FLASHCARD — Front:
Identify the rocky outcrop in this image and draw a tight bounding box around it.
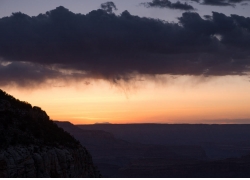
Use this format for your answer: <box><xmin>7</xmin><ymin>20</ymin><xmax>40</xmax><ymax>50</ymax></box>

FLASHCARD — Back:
<box><xmin>0</xmin><ymin>89</ymin><xmax>101</xmax><ymax>178</ymax></box>
<box><xmin>0</xmin><ymin>145</ymin><xmax>100</xmax><ymax>178</ymax></box>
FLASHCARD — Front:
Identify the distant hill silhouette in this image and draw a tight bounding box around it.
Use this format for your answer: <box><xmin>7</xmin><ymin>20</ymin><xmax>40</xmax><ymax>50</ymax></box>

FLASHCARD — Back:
<box><xmin>94</xmin><ymin>122</ymin><xmax>111</xmax><ymax>124</ymax></box>
<box><xmin>74</xmin><ymin>123</ymin><xmax>250</xmax><ymax>177</ymax></box>
<box><xmin>78</xmin><ymin>123</ymin><xmax>250</xmax><ymax>159</ymax></box>
<box><xmin>56</xmin><ymin>121</ymin><xmax>210</xmax><ymax>177</ymax></box>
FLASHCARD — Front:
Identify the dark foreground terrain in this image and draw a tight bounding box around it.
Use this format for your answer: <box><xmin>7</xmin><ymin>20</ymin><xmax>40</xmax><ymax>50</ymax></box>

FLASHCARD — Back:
<box><xmin>0</xmin><ymin>89</ymin><xmax>101</xmax><ymax>178</ymax></box>
<box><xmin>55</xmin><ymin>122</ymin><xmax>250</xmax><ymax>177</ymax></box>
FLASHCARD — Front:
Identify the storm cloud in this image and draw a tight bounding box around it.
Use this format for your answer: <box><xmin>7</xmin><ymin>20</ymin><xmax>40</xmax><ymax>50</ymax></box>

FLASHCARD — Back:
<box><xmin>0</xmin><ymin>6</ymin><xmax>250</xmax><ymax>86</ymax></box>
<box><xmin>141</xmin><ymin>0</ymin><xmax>195</xmax><ymax>10</ymax></box>
<box><xmin>189</xmin><ymin>0</ymin><xmax>250</xmax><ymax>6</ymax></box>
<box><xmin>100</xmin><ymin>1</ymin><xmax>118</xmax><ymax>14</ymax></box>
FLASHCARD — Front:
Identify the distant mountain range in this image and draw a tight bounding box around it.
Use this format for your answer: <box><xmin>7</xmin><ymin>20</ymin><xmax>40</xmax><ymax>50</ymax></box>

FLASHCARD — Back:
<box><xmin>55</xmin><ymin>121</ymin><xmax>208</xmax><ymax>177</ymax></box>
<box><xmin>79</xmin><ymin>123</ymin><xmax>250</xmax><ymax>159</ymax></box>
<box><xmin>56</xmin><ymin>122</ymin><xmax>250</xmax><ymax>177</ymax></box>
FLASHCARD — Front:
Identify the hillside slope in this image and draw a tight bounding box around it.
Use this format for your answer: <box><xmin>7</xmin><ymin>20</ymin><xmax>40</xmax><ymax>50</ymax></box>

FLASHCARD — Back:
<box><xmin>0</xmin><ymin>89</ymin><xmax>101</xmax><ymax>178</ymax></box>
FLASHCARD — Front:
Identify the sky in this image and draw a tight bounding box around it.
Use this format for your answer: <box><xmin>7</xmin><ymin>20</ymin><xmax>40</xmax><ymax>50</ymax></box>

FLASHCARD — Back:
<box><xmin>0</xmin><ymin>0</ymin><xmax>250</xmax><ymax>124</ymax></box>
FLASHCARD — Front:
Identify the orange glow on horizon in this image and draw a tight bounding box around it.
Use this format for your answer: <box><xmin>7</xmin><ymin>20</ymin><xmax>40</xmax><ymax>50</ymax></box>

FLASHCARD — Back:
<box><xmin>1</xmin><ymin>75</ymin><xmax>250</xmax><ymax>124</ymax></box>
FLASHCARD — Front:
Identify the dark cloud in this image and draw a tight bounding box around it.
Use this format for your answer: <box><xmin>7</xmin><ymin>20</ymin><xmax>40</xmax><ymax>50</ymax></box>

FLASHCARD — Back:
<box><xmin>229</xmin><ymin>0</ymin><xmax>249</xmax><ymax>3</ymax></box>
<box><xmin>202</xmin><ymin>0</ymin><xmax>232</xmax><ymax>6</ymax></box>
<box><xmin>179</xmin><ymin>0</ymin><xmax>250</xmax><ymax>6</ymax></box>
<box><xmin>141</xmin><ymin>0</ymin><xmax>195</xmax><ymax>10</ymax></box>
<box><xmin>0</xmin><ymin>61</ymin><xmax>58</xmax><ymax>87</ymax></box>
<box><xmin>190</xmin><ymin>0</ymin><xmax>200</xmax><ymax>2</ymax></box>
<box><xmin>100</xmin><ymin>1</ymin><xmax>117</xmax><ymax>14</ymax></box>
<box><xmin>199</xmin><ymin>0</ymin><xmax>250</xmax><ymax>6</ymax></box>
<box><xmin>241</xmin><ymin>2</ymin><xmax>249</xmax><ymax>5</ymax></box>
<box><xmin>0</xmin><ymin>61</ymin><xmax>90</xmax><ymax>87</ymax></box>
<box><xmin>0</xmin><ymin>6</ymin><xmax>250</xmax><ymax>86</ymax></box>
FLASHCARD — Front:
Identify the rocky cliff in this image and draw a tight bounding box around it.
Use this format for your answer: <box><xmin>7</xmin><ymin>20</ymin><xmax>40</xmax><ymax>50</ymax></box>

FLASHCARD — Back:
<box><xmin>0</xmin><ymin>145</ymin><xmax>99</xmax><ymax>178</ymax></box>
<box><xmin>0</xmin><ymin>89</ymin><xmax>101</xmax><ymax>178</ymax></box>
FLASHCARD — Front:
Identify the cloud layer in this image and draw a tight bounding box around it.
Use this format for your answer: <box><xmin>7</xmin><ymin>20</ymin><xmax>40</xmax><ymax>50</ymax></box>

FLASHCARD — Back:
<box><xmin>0</xmin><ymin>6</ymin><xmax>250</xmax><ymax>86</ymax></box>
<box><xmin>100</xmin><ymin>1</ymin><xmax>118</xmax><ymax>13</ymax></box>
<box><xmin>202</xmin><ymin>0</ymin><xmax>250</xmax><ymax>6</ymax></box>
<box><xmin>141</xmin><ymin>0</ymin><xmax>250</xmax><ymax>9</ymax></box>
<box><xmin>141</xmin><ymin>0</ymin><xmax>195</xmax><ymax>10</ymax></box>
<box><xmin>188</xmin><ymin>0</ymin><xmax>250</xmax><ymax>6</ymax></box>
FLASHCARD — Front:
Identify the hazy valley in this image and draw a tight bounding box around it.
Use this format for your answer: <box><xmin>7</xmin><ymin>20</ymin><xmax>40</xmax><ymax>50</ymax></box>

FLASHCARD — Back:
<box><xmin>56</xmin><ymin>122</ymin><xmax>250</xmax><ymax>177</ymax></box>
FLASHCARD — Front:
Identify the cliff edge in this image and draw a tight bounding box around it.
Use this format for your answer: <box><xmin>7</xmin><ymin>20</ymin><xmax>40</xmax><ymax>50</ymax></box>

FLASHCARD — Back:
<box><xmin>0</xmin><ymin>89</ymin><xmax>101</xmax><ymax>178</ymax></box>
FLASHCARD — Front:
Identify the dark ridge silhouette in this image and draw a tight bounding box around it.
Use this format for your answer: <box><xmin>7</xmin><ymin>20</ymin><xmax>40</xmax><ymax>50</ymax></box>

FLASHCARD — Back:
<box><xmin>0</xmin><ymin>89</ymin><xmax>79</xmax><ymax>148</ymax></box>
<box><xmin>0</xmin><ymin>89</ymin><xmax>101</xmax><ymax>178</ymax></box>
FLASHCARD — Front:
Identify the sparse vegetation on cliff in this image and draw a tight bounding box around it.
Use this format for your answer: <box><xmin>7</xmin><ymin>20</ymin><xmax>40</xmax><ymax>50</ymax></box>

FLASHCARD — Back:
<box><xmin>0</xmin><ymin>89</ymin><xmax>101</xmax><ymax>178</ymax></box>
<box><xmin>0</xmin><ymin>89</ymin><xmax>80</xmax><ymax>148</ymax></box>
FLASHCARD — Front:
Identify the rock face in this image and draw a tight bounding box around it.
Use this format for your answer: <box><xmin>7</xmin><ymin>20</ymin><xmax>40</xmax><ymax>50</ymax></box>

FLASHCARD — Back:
<box><xmin>0</xmin><ymin>146</ymin><xmax>99</xmax><ymax>178</ymax></box>
<box><xmin>0</xmin><ymin>89</ymin><xmax>101</xmax><ymax>178</ymax></box>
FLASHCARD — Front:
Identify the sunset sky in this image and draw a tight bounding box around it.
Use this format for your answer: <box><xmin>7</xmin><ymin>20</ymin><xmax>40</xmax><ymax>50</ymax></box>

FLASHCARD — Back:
<box><xmin>1</xmin><ymin>0</ymin><xmax>250</xmax><ymax>124</ymax></box>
